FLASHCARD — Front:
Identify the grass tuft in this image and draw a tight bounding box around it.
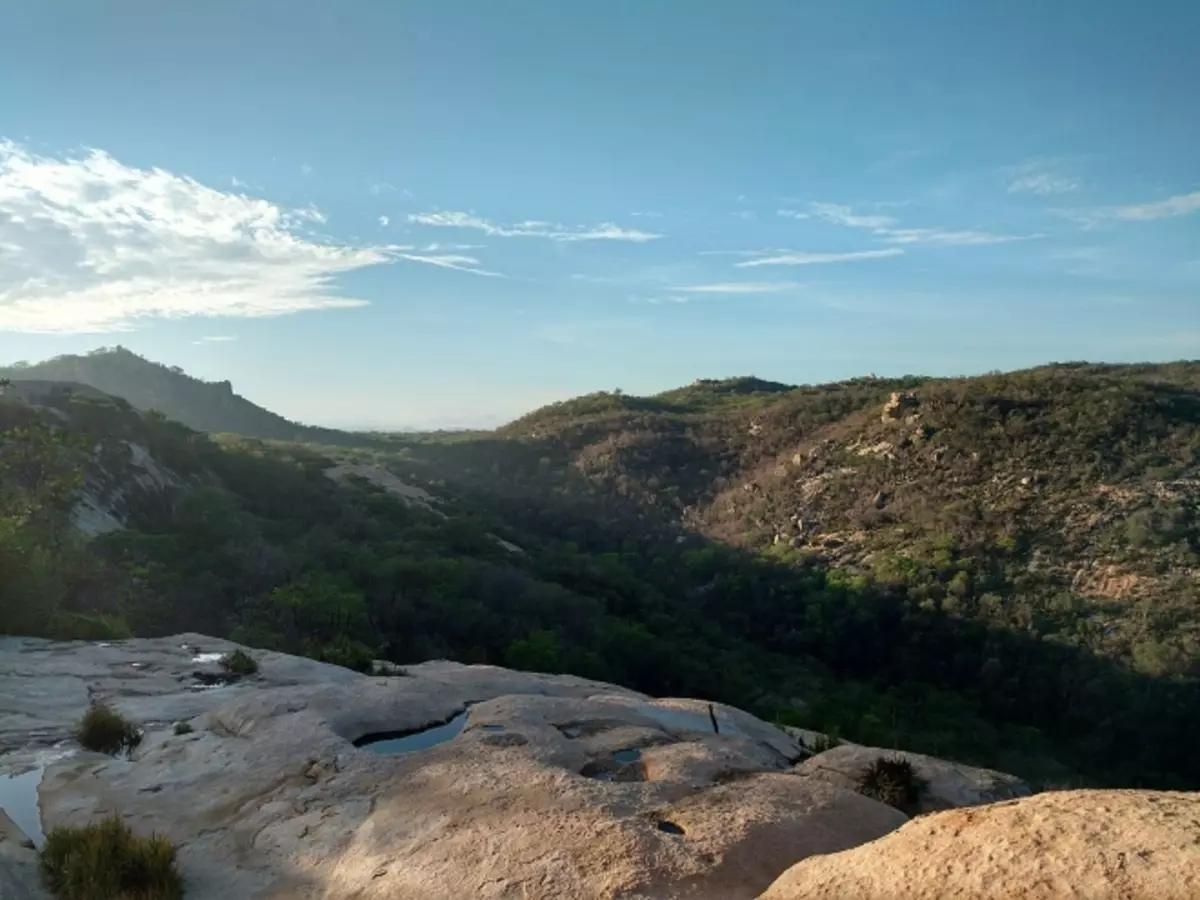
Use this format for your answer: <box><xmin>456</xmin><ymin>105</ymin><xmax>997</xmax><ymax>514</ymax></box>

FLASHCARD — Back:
<box><xmin>172</xmin><ymin>722</ymin><xmax>193</xmax><ymax>736</ymax></box>
<box><xmin>218</xmin><ymin>648</ymin><xmax>259</xmax><ymax>676</ymax></box>
<box><xmin>856</xmin><ymin>755</ymin><xmax>928</xmax><ymax>814</ymax></box>
<box><xmin>39</xmin><ymin>815</ymin><xmax>182</xmax><ymax>900</ymax></box>
<box><xmin>77</xmin><ymin>702</ymin><xmax>141</xmax><ymax>756</ymax></box>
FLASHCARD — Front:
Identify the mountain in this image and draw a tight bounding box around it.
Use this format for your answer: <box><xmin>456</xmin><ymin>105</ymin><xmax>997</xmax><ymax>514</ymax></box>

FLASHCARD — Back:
<box><xmin>2</xmin><ymin>357</ymin><xmax>1199</xmax><ymax>791</ymax></box>
<box><xmin>0</xmin><ymin>346</ymin><xmax>358</xmax><ymax>442</ymax></box>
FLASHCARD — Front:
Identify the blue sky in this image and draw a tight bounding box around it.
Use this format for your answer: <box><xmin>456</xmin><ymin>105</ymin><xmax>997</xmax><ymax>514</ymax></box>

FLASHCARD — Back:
<box><xmin>0</xmin><ymin>1</ymin><xmax>1197</xmax><ymax>429</ymax></box>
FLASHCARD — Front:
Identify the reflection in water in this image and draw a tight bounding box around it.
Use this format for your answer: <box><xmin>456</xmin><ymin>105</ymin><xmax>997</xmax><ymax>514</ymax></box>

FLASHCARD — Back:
<box><xmin>355</xmin><ymin>711</ymin><xmax>469</xmax><ymax>755</ymax></box>
<box><xmin>0</xmin><ymin>750</ymin><xmax>72</xmax><ymax>849</ymax></box>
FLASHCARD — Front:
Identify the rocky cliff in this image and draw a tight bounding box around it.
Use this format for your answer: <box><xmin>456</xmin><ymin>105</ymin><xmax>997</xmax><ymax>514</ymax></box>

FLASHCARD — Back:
<box><xmin>1</xmin><ymin>637</ymin><xmax>1195</xmax><ymax>899</ymax></box>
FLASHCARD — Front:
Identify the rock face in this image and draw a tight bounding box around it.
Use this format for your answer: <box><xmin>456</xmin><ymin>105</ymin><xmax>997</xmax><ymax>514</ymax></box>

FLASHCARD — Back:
<box><xmin>795</xmin><ymin>744</ymin><xmax>1032</xmax><ymax>813</ymax></box>
<box><xmin>1</xmin><ymin>635</ymin><xmax>906</xmax><ymax>900</ymax></box>
<box><xmin>757</xmin><ymin>789</ymin><xmax>1200</xmax><ymax>900</ymax></box>
<box><xmin>881</xmin><ymin>391</ymin><xmax>919</xmax><ymax>424</ymax></box>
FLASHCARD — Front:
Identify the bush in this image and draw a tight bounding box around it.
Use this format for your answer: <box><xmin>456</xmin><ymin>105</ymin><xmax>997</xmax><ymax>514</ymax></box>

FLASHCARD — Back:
<box><xmin>172</xmin><ymin>721</ymin><xmax>193</xmax><ymax>736</ymax></box>
<box><xmin>219</xmin><ymin>648</ymin><xmax>258</xmax><ymax>676</ymax></box>
<box><xmin>40</xmin><ymin>815</ymin><xmax>182</xmax><ymax>900</ymax></box>
<box><xmin>77</xmin><ymin>702</ymin><xmax>141</xmax><ymax>756</ymax></box>
<box><xmin>856</xmin><ymin>755</ymin><xmax>927</xmax><ymax>814</ymax></box>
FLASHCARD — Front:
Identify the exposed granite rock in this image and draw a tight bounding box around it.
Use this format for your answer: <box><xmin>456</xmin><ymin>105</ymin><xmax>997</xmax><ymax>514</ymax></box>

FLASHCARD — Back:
<box><xmin>0</xmin><ymin>808</ymin><xmax>50</xmax><ymax>900</ymax></box>
<box><xmin>794</xmin><ymin>743</ymin><xmax>1032</xmax><ymax>813</ymax></box>
<box><xmin>757</xmin><ymin>789</ymin><xmax>1200</xmax><ymax>900</ymax></box>
<box><xmin>1</xmin><ymin>635</ymin><xmax>906</xmax><ymax>900</ymax></box>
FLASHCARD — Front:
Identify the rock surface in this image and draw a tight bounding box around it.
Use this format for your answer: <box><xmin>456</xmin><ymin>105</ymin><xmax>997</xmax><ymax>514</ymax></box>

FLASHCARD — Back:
<box><xmin>757</xmin><ymin>789</ymin><xmax>1200</xmax><ymax>900</ymax></box>
<box><xmin>1</xmin><ymin>635</ymin><xmax>906</xmax><ymax>900</ymax></box>
<box><xmin>795</xmin><ymin>743</ymin><xmax>1031</xmax><ymax>813</ymax></box>
<box><xmin>0</xmin><ymin>809</ymin><xmax>50</xmax><ymax>900</ymax></box>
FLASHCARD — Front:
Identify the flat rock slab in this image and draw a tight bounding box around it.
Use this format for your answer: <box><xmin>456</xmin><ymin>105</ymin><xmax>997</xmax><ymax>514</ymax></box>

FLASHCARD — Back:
<box><xmin>758</xmin><ymin>789</ymin><xmax>1200</xmax><ymax>900</ymax></box>
<box><xmin>3</xmin><ymin>635</ymin><xmax>908</xmax><ymax>900</ymax></box>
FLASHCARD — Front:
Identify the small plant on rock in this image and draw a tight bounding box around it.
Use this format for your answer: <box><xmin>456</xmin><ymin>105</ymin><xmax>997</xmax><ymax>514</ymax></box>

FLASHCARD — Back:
<box><xmin>77</xmin><ymin>702</ymin><xmax>141</xmax><ymax>756</ymax></box>
<box><xmin>219</xmin><ymin>648</ymin><xmax>259</xmax><ymax>676</ymax></box>
<box><xmin>40</xmin><ymin>815</ymin><xmax>183</xmax><ymax>900</ymax></box>
<box><xmin>172</xmin><ymin>721</ymin><xmax>193</xmax><ymax>736</ymax></box>
<box><xmin>856</xmin><ymin>755</ymin><xmax>927</xmax><ymax>814</ymax></box>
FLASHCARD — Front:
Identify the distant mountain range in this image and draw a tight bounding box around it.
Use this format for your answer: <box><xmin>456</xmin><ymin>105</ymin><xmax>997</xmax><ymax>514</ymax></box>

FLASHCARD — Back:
<box><xmin>0</xmin><ymin>347</ymin><xmax>360</xmax><ymax>443</ymax></box>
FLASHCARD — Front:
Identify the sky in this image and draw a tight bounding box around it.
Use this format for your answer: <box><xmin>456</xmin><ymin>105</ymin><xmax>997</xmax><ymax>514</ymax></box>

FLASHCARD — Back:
<box><xmin>0</xmin><ymin>1</ymin><xmax>1198</xmax><ymax>429</ymax></box>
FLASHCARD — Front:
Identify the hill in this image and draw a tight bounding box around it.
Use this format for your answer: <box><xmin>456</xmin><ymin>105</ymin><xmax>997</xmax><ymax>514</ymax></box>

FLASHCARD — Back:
<box><xmin>0</xmin><ymin>346</ymin><xmax>359</xmax><ymax>443</ymax></box>
<box><xmin>2</xmin><ymin>359</ymin><xmax>1200</xmax><ymax>791</ymax></box>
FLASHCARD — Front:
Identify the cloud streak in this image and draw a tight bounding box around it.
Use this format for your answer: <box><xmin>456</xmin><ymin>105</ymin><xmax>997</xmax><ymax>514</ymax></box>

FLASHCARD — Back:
<box><xmin>1112</xmin><ymin>190</ymin><xmax>1200</xmax><ymax>222</ymax></box>
<box><xmin>735</xmin><ymin>249</ymin><xmax>902</xmax><ymax>267</ymax></box>
<box><xmin>408</xmin><ymin>210</ymin><xmax>662</xmax><ymax>243</ymax></box>
<box><xmin>0</xmin><ymin>140</ymin><xmax>394</xmax><ymax>334</ymax></box>
<box><xmin>676</xmin><ymin>281</ymin><xmax>803</xmax><ymax>294</ymax></box>
<box><xmin>803</xmin><ymin>201</ymin><xmax>1039</xmax><ymax>246</ymax></box>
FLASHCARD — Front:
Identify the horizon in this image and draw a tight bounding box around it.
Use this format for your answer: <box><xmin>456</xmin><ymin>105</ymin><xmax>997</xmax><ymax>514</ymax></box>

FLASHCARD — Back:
<box><xmin>2</xmin><ymin>2</ymin><xmax>1198</xmax><ymax>430</ymax></box>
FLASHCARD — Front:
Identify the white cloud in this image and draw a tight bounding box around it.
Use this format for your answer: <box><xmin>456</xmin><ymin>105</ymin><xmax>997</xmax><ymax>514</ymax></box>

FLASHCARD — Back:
<box><xmin>378</xmin><ymin>215</ymin><xmax>390</xmax><ymax>227</ymax></box>
<box><xmin>776</xmin><ymin>209</ymin><xmax>810</xmax><ymax>220</ymax></box>
<box><xmin>393</xmin><ymin>252</ymin><xmax>503</xmax><ymax>278</ymax></box>
<box><xmin>408</xmin><ymin>210</ymin><xmax>662</xmax><ymax>242</ymax></box>
<box><xmin>630</xmin><ymin>210</ymin><xmax>662</xmax><ymax>218</ymax></box>
<box><xmin>0</xmin><ymin>140</ymin><xmax>394</xmax><ymax>333</ymax></box>
<box><xmin>807</xmin><ymin>203</ymin><xmax>897</xmax><ymax>230</ymax></box>
<box><xmin>1112</xmin><ymin>190</ymin><xmax>1200</xmax><ymax>222</ymax></box>
<box><xmin>676</xmin><ymin>281</ymin><xmax>803</xmax><ymax>294</ymax></box>
<box><xmin>230</xmin><ymin>176</ymin><xmax>249</xmax><ymax>189</ymax></box>
<box><xmin>1007</xmin><ymin>172</ymin><xmax>1080</xmax><ymax>196</ymax></box>
<box><xmin>735</xmin><ymin>249</ymin><xmax>903</xmax><ymax>267</ymax></box>
<box><xmin>804</xmin><ymin>201</ymin><xmax>1038</xmax><ymax>247</ymax></box>
<box><xmin>192</xmin><ymin>335</ymin><xmax>236</xmax><ymax>344</ymax></box>
<box><xmin>878</xmin><ymin>229</ymin><xmax>1038</xmax><ymax>246</ymax></box>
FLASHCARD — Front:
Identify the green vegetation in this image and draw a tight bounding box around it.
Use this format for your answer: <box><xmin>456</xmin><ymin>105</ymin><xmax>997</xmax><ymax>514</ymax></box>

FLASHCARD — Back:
<box><xmin>40</xmin><ymin>815</ymin><xmax>182</xmax><ymax>900</ymax></box>
<box><xmin>76</xmin><ymin>702</ymin><xmax>141</xmax><ymax>756</ymax></box>
<box><xmin>219</xmin><ymin>649</ymin><xmax>259</xmax><ymax>676</ymax></box>
<box><xmin>3</xmin><ymin>356</ymin><xmax>1200</xmax><ymax>791</ymax></box>
<box><xmin>856</xmin><ymin>756</ymin><xmax>928</xmax><ymax>815</ymax></box>
<box><xmin>172</xmin><ymin>722</ymin><xmax>193</xmax><ymax>736</ymax></box>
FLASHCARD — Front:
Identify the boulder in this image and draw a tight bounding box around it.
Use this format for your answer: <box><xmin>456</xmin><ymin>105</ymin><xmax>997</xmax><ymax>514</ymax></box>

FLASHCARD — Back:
<box><xmin>757</xmin><ymin>789</ymin><xmax>1200</xmax><ymax>900</ymax></box>
<box><xmin>2</xmin><ymin>635</ymin><xmax>907</xmax><ymax>900</ymax></box>
<box><xmin>794</xmin><ymin>744</ymin><xmax>1031</xmax><ymax>813</ymax></box>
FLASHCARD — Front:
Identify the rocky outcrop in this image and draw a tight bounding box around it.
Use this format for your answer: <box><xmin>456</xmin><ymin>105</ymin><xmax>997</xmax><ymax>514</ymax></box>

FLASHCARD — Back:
<box><xmin>757</xmin><ymin>789</ymin><xmax>1200</xmax><ymax>900</ymax></box>
<box><xmin>795</xmin><ymin>744</ymin><xmax>1031</xmax><ymax>813</ymax></box>
<box><xmin>880</xmin><ymin>391</ymin><xmax>919</xmax><ymax>424</ymax></box>
<box><xmin>1</xmin><ymin>635</ymin><xmax>906</xmax><ymax>900</ymax></box>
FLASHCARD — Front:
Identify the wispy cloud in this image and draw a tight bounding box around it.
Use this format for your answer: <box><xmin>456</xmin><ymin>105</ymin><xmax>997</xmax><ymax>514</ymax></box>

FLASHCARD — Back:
<box><xmin>0</xmin><ymin>140</ymin><xmax>392</xmax><ymax>334</ymax></box>
<box><xmin>192</xmin><ymin>335</ymin><xmax>237</xmax><ymax>345</ymax></box>
<box><xmin>804</xmin><ymin>201</ymin><xmax>1039</xmax><ymax>246</ymax></box>
<box><xmin>1112</xmin><ymin>190</ymin><xmax>1200</xmax><ymax>222</ymax></box>
<box><xmin>807</xmin><ymin>203</ymin><xmax>898</xmax><ymax>230</ymax></box>
<box><xmin>1008</xmin><ymin>172</ymin><xmax>1081</xmax><ymax>196</ymax></box>
<box><xmin>878</xmin><ymin>229</ymin><xmax>1038</xmax><ymax>246</ymax></box>
<box><xmin>408</xmin><ymin>210</ymin><xmax>662</xmax><ymax>242</ymax></box>
<box><xmin>378</xmin><ymin>215</ymin><xmax>390</xmax><ymax>227</ymax></box>
<box><xmin>777</xmin><ymin>209</ymin><xmax>809</xmax><ymax>220</ymax></box>
<box><xmin>676</xmin><ymin>281</ymin><xmax>803</xmax><ymax>294</ymax></box>
<box><xmin>735</xmin><ymin>249</ymin><xmax>903</xmax><ymax>268</ymax></box>
<box><xmin>394</xmin><ymin>252</ymin><xmax>503</xmax><ymax>278</ymax></box>
<box><xmin>630</xmin><ymin>210</ymin><xmax>663</xmax><ymax>218</ymax></box>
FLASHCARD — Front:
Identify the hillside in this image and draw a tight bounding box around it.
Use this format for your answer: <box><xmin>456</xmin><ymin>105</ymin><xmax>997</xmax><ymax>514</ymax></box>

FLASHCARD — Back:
<box><xmin>0</xmin><ymin>346</ymin><xmax>359</xmax><ymax>443</ymax></box>
<box><xmin>2</xmin><ymin>360</ymin><xmax>1200</xmax><ymax>792</ymax></box>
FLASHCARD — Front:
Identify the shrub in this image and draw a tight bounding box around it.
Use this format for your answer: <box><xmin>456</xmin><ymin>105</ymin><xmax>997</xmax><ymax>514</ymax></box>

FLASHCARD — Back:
<box><xmin>172</xmin><ymin>721</ymin><xmax>193</xmax><ymax>736</ymax></box>
<box><xmin>40</xmin><ymin>815</ymin><xmax>182</xmax><ymax>900</ymax></box>
<box><xmin>219</xmin><ymin>648</ymin><xmax>258</xmax><ymax>676</ymax></box>
<box><xmin>77</xmin><ymin>702</ymin><xmax>141</xmax><ymax>756</ymax></box>
<box><xmin>856</xmin><ymin>755</ymin><xmax>927</xmax><ymax>814</ymax></box>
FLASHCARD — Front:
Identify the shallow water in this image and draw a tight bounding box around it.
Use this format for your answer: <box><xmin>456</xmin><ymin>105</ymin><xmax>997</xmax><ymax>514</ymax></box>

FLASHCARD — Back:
<box><xmin>0</xmin><ymin>750</ymin><xmax>72</xmax><ymax>850</ymax></box>
<box><xmin>355</xmin><ymin>711</ymin><xmax>469</xmax><ymax>755</ymax></box>
<box><xmin>613</xmin><ymin>748</ymin><xmax>642</xmax><ymax>763</ymax></box>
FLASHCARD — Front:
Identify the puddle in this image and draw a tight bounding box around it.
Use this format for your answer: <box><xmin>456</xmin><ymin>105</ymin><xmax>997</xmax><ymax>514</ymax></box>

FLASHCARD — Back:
<box><xmin>0</xmin><ymin>750</ymin><xmax>73</xmax><ymax>850</ymax></box>
<box><xmin>481</xmin><ymin>724</ymin><xmax>505</xmax><ymax>733</ymax></box>
<box><xmin>191</xmin><ymin>652</ymin><xmax>225</xmax><ymax>664</ymax></box>
<box><xmin>355</xmin><ymin>711</ymin><xmax>469</xmax><ymax>755</ymax></box>
<box><xmin>613</xmin><ymin>748</ymin><xmax>642</xmax><ymax>763</ymax></box>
